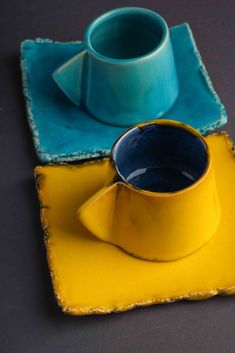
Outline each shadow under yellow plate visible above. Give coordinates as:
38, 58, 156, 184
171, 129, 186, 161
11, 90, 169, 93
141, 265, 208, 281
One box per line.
36, 133, 235, 315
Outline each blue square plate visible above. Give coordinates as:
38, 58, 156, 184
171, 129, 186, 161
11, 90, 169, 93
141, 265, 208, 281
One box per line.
21, 23, 227, 163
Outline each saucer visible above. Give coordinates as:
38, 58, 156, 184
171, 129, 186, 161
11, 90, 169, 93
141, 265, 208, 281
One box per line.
22, 23, 226, 163
35, 133, 235, 315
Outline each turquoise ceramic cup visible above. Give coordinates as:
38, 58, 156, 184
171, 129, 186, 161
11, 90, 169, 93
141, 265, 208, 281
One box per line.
53, 7, 179, 126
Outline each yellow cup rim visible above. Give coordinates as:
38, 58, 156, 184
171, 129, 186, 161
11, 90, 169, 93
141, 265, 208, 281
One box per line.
110, 119, 212, 197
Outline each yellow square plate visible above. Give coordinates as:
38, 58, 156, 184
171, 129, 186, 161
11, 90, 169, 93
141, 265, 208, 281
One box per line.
36, 133, 235, 315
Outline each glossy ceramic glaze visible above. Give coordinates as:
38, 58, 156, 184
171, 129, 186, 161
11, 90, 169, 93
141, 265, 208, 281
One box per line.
78, 120, 220, 261
35, 133, 235, 314
21, 24, 227, 163
53, 7, 179, 126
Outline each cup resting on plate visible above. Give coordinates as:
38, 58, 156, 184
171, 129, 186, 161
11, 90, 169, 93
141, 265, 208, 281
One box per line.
78, 119, 220, 261
53, 7, 179, 126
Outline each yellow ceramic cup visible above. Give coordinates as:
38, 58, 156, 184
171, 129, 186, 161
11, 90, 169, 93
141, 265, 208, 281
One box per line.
78, 120, 220, 261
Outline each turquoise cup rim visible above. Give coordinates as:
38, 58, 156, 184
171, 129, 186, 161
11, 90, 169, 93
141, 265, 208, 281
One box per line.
84, 7, 169, 64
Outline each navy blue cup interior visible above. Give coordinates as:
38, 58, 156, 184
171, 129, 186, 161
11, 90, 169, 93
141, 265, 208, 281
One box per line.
89, 10, 165, 60
112, 123, 208, 193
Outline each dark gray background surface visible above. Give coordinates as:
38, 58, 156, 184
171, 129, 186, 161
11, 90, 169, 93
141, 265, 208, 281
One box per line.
1, 0, 235, 352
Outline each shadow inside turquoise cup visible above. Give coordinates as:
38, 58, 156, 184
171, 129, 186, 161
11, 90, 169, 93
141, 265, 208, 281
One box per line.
86, 9, 166, 60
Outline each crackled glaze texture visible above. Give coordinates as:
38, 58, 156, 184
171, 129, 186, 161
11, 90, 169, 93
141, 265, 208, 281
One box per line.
21, 23, 226, 163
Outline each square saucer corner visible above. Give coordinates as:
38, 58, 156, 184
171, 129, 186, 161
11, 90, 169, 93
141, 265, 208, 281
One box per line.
35, 133, 235, 315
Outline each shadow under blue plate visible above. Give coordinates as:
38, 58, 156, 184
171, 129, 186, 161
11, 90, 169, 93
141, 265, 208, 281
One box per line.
21, 23, 227, 163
